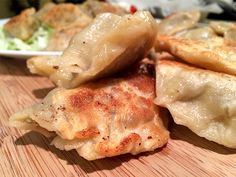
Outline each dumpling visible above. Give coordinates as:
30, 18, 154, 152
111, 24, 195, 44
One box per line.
35, 2, 56, 22
79, 0, 127, 17
155, 59, 236, 148
156, 35, 236, 76
155, 11, 200, 51
45, 23, 85, 51
209, 21, 236, 35
209, 21, 236, 46
9, 64, 169, 160
36, 3, 92, 29
4, 8, 40, 40
27, 11, 157, 88
36, 3, 92, 51
157, 11, 200, 35
177, 26, 217, 40
224, 27, 236, 46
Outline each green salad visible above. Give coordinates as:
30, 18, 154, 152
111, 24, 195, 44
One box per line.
0, 25, 53, 51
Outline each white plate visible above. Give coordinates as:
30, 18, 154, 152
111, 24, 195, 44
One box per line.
0, 50, 62, 60
0, 18, 62, 60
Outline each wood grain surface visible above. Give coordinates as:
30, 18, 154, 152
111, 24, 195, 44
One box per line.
1, 57, 236, 177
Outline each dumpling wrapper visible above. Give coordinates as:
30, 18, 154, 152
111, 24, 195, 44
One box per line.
45, 23, 85, 51
155, 11, 200, 51
157, 10, 201, 36
209, 21, 236, 46
224, 27, 236, 46
209, 21, 236, 35
156, 35, 236, 76
4, 8, 40, 40
10, 65, 169, 160
177, 26, 217, 40
36, 3, 92, 29
155, 59, 236, 148
27, 11, 157, 88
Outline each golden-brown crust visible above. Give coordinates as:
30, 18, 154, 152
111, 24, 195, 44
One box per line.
69, 88, 94, 111
75, 127, 100, 139
68, 72, 155, 114
158, 58, 235, 78
5, 8, 35, 27
4, 8, 39, 40
83, 0, 127, 17
127, 74, 155, 94
96, 133, 141, 157
38, 3, 91, 29
156, 35, 236, 76
10, 69, 169, 160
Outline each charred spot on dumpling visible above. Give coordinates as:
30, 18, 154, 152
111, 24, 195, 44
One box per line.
96, 133, 141, 156
57, 105, 66, 111
69, 88, 94, 110
53, 66, 59, 69
75, 127, 100, 139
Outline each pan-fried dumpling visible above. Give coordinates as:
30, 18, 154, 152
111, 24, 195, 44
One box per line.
10, 67, 169, 160
209, 21, 236, 46
79, 0, 127, 17
157, 11, 200, 35
4, 8, 40, 40
36, 3, 92, 29
156, 35, 236, 76
155, 59, 236, 148
27, 11, 157, 88
177, 26, 217, 40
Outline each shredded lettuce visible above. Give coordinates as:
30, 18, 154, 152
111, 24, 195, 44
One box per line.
0, 25, 53, 51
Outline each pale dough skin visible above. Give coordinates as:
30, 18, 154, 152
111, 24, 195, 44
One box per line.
155, 59, 236, 148
27, 11, 157, 88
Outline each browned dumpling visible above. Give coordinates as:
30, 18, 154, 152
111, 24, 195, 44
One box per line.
35, 2, 56, 21
4, 8, 40, 40
156, 35, 236, 76
27, 11, 157, 88
155, 59, 236, 148
36, 3, 92, 29
9, 66, 169, 160
79, 0, 127, 17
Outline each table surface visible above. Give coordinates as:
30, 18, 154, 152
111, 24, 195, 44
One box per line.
1, 58, 236, 177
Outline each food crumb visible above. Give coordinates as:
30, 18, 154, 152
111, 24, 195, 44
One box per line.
53, 66, 59, 69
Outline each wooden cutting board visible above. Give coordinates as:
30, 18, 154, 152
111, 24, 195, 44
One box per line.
1, 58, 236, 177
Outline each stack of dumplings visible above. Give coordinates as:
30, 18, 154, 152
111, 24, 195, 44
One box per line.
10, 11, 170, 160
10, 10, 236, 162
155, 11, 236, 148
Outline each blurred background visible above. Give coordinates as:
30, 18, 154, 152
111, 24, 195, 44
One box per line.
1, 0, 236, 20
